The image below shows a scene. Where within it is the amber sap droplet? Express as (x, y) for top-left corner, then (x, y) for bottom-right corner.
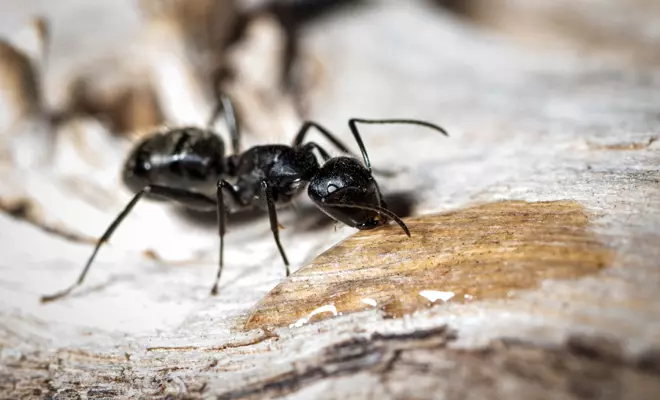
(244, 200), (614, 330)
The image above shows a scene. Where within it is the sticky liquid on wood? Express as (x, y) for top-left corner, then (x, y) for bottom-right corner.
(244, 200), (614, 330)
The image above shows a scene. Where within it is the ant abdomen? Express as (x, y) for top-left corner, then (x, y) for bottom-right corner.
(122, 127), (227, 194)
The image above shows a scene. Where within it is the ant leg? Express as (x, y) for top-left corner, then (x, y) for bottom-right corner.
(293, 121), (398, 177)
(40, 190), (148, 303)
(292, 121), (353, 155)
(207, 91), (241, 155)
(40, 185), (216, 303)
(211, 180), (243, 295)
(261, 180), (290, 276)
(299, 142), (332, 162)
(347, 118), (450, 173)
(294, 120), (376, 174)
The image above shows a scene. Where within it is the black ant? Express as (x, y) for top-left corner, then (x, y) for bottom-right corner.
(40, 93), (448, 303)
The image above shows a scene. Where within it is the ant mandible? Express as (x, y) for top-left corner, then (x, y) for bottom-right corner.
(40, 93), (448, 302)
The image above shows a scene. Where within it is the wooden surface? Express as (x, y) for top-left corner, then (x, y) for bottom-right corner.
(246, 200), (615, 330)
(1, 1), (660, 398)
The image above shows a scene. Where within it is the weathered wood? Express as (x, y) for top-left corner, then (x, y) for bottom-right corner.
(246, 200), (615, 330)
(1, 1), (660, 398)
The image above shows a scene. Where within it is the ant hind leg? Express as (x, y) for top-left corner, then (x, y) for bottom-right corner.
(40, 185), (216, 303)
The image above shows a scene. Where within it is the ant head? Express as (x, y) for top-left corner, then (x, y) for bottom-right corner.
(122, 136), (157, 194)
(308, 157), (410, 235)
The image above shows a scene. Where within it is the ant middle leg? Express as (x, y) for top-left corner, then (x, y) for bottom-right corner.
(212, 179), (243, 295)
(261, 180), (290, 277)
(40, 185), (216, 303)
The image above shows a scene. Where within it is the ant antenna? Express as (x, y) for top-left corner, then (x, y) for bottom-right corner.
(322, 201), (411, 237)
(347, 119), (449, 172)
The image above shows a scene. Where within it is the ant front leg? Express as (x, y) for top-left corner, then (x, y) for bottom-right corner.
(212, 179), (243, 295)
(292, 121), (355, 156)
(299, 142), (332, 162)
(293, 121), (398, 177)
(40, 185), (216, 303)
(262, 181), (291, 277)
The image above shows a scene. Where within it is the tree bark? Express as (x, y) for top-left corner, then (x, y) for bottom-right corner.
(1, 1), (660, 399)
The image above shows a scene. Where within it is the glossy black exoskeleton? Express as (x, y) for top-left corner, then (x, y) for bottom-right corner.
(40, 93), (448, 302)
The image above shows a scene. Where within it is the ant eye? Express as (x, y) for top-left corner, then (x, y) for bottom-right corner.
(134, 160), (152, 175)
(327, 184), (339, 194)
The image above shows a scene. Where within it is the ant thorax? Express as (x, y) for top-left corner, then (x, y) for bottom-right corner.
(231, 145), (319, 208)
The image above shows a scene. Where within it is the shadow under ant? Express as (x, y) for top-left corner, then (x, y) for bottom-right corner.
(174, 202), (266, 229)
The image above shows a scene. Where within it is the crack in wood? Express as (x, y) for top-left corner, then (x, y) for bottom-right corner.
(215, 328), (660, 400)
(216, 326), (455, 399)
(146, 329), (279, 353)
(587, 136), (658, 151)
(4, 327), (660, 399)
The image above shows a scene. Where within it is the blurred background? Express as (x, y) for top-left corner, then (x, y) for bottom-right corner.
(2, 0), (659, 142)
(2, 0), (659, 245)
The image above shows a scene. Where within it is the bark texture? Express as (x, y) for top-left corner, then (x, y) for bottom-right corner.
(1, 1), (659, 399)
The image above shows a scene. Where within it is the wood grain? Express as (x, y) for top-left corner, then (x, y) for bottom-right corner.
(1, 1), (660, 398)
(246, 200), (614, 330)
